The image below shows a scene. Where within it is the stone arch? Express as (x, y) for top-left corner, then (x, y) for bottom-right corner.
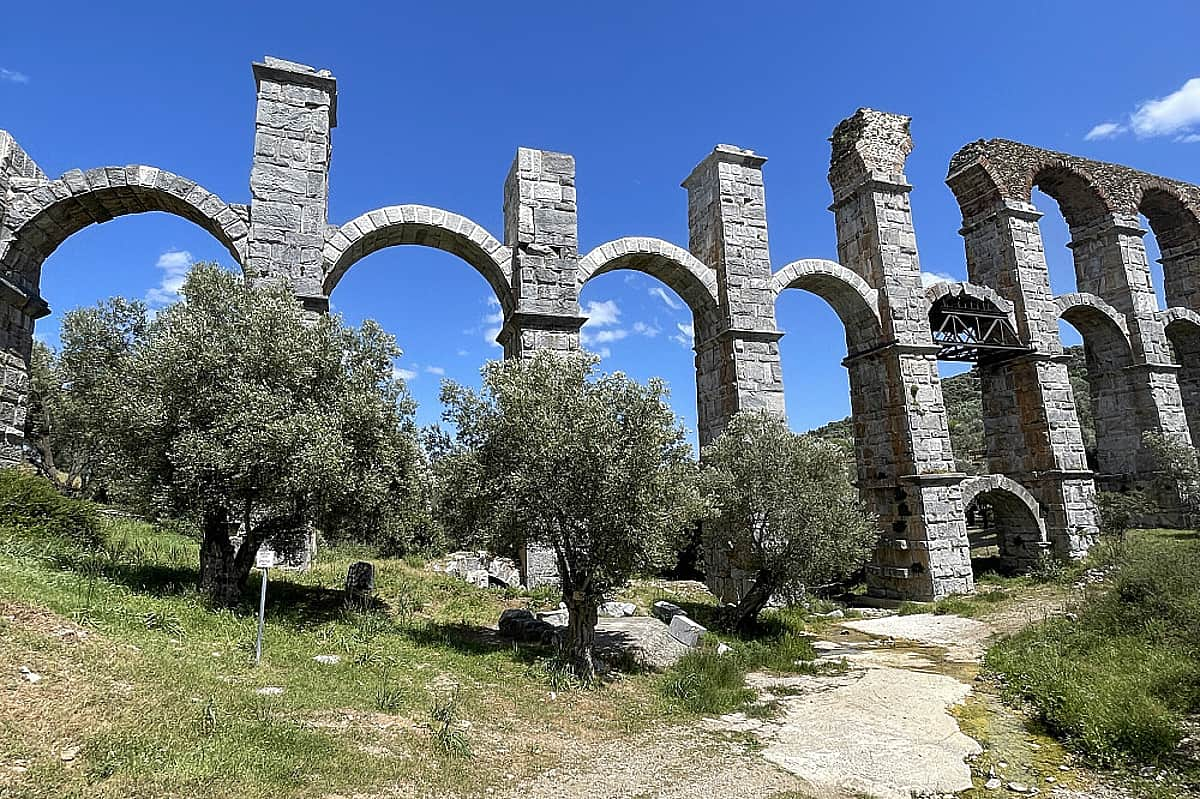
(1138, 183), (1200, 312)
(576, 237), (720, 327)
(925, 280), (1020, 334)
(0, 166), (248, 290)
(322, 205), (514, 313)
(770, 258), (881, 351)
(1029, 163), (1115, 233)
(959, 474), (1049, 569)
(1054, 292), (1142, 481)
(1161, 308), (1200, 450)
(1054, 292), (1131, 344)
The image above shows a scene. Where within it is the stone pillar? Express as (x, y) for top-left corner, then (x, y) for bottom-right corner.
(499, 147), (586, 357)
(681, 145), (785, 447)
(248, 57), (337, 311)
(827, 110), (972, 600)
(945, 183), (1098, 557)
(1069, 216), (1193, 488)
(0, 133), (49, 468)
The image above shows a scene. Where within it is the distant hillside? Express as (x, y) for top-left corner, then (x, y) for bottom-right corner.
(809, 346), (1093, 475)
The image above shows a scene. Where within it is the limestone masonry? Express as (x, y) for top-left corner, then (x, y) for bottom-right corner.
(3, 57), (1199, 600)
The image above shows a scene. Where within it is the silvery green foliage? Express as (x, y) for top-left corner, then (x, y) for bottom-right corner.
(439, 353), (702, 672)
(701, 410), (876, 627)
(108, 264), (421, 599)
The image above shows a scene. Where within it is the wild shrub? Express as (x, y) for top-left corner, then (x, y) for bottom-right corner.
(987, 531), (1200, 766)
(0, 469), (101, 549)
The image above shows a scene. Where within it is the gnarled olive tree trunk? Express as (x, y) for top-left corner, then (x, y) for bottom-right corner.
(563, 594), (599, 679)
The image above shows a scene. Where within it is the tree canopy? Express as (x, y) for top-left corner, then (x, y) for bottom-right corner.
(439, 353), (702, 677)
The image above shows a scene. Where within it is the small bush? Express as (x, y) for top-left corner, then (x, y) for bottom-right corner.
(427, 689), (471, 758)
(0, 469), (102, 548)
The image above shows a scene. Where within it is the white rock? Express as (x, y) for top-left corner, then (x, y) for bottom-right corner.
(668, 614), (706, 647)
(313, 654), (341, 665)
(18, 666), (41, 684)
(599, 601), (636, 618)
(985, 777), (1002, 790)
(716, 642), (732, 656)
(256, 686), (284, 696)
(464, 569), (491, 588)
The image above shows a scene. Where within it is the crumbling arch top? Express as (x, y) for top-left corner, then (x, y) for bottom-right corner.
(1, 165), (248, 286)
(322, 205), (513, 313)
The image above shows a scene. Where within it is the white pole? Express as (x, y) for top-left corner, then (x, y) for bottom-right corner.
(254, 568), (268, 665)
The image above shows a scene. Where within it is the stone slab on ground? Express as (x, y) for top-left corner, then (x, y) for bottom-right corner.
(841, 613), (992, 661)
(713, 665), (980, 799)
(593, 616), (691, 672)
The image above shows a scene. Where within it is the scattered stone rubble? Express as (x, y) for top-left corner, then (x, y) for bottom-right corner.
(435, 551), (522, 589)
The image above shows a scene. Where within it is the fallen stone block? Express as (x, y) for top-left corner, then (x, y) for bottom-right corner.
(668, 614), (706, 647)
(464, 569), (490, 589)
(651, 600), (683, 623)
(599, 601), (636, 618)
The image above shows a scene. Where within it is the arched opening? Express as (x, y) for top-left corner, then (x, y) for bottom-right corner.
(321, 221), (514, 430)
(1140, 186), (1200, 314)
(960, 475), (1049, 573)
(1164, 310), (1200, 451)
(1056, 298), (1139, 486)
(771, 259), (882, 485)
(575, 238), (721, 451)
(0, 169), (246, 468)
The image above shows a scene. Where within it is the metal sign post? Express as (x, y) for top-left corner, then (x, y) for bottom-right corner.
(254, 548), (275, 665)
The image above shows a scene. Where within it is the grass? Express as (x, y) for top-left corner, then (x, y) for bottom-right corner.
(985, 528), (1200, 792)
(0, 472), (838, 798)
(0, 498), (692, 798)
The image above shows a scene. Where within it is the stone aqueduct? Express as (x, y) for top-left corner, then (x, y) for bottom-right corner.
(3, 56), (1200, 601)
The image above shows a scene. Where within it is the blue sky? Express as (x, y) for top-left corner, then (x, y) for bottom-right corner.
(3, 1), (1199, 443)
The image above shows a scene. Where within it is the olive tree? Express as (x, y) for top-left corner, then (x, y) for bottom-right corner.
(439, 353), (701, 677)
(701, 410), (876, 632)
(27, 298), (148, 494)
(111, 263), (421, 606)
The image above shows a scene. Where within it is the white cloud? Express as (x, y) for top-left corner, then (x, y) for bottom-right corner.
(393, 366), (418, 381)
(424, 365), (445, 376)
(671, 322), (694, 348)
(456, 349), (469, 357)
(586, 328), (628, 345)
(146, 249), (193, 306)
(1085, 78), (1200, 143)
(1131, 78), (1200, 139)
(480, 296), (504, 348)
(633, 321), (660, 338)
(649, 286), (682, 311)
(920, 271), (956, 288)
(583, 299), (620, 327)
(0, 68), (29, 84)
(1084, 122), (1125, 141)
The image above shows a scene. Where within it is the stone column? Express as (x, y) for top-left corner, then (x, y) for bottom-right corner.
(1069, 216), (1193, 489)
(247, 57), (337, 312)
(946, 184), (1098, 558)
(499, 147), (586, 357)
(0, 133), (49, 467)
(828, 110), (971, 600)
(681, 145), (785, 447)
